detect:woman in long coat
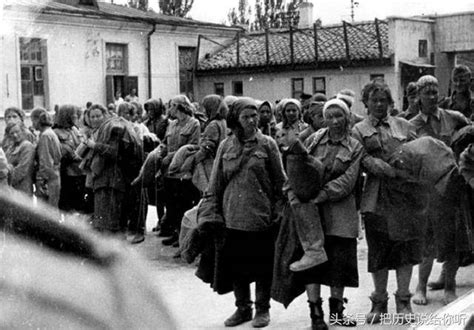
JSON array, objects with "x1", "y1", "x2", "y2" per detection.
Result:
[
  {"x1": 54, "y1": 104, "x2": 86, "y2": 212},
  {"x1": 86, "y1": 114, "x2": 142, "y2": 235},
  {"x1": 288, "y1": 99, "x2": 363, "y2": 329},
  {"x1": 4, "y1": 122, "x2": 35, "y2": 196},
  {"x1": 204, "y1": 97, "x2": 286, "y2": 328},
  {"x1": 191, "y1": 94, "x2": 228, "y2": 193},
  {"x1": 31, "y1": 108, "x2": 61, "y2": 208},
  {"x1": 352, "y1": 80, "x2": 419, "y2": 324}
]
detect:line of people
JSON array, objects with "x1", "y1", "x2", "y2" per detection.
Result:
[{"x1": 0, "y1": 65, "x2": 472, "y2": 329}]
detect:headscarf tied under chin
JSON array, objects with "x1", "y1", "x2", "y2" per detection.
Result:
[
  {"x1": 171, "y1": 95, "x2": 194, "y2": 116},
  {"x1": 278, "y1": 98, "x2": 302, "y2": 127},
  {"x1": 226, "y1": 97, "x2": 258, "y2": 132},
  {"x1": 202, "y1": 94, "x2": 227, "y2": 121}
]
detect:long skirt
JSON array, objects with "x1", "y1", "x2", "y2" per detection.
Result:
[
  {"x1": 92, "y1": 188, "x2": 124, "y2": 233},
  {"x1": 221, "y1": 228, "x2": 276, "y2": 284},
  {"x1": 364, "y1": 213, "x2": 422, "y2": 272},
  {"x1": 296, "y1": 235, "x2": 359, "y2": 288}
]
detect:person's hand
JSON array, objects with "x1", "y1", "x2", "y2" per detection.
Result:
[
  {"x1": 310, "y1": 190, "x2": 328, "y2": 204},
  {"x1": 85, "y1": 139, "x2": 96, "y2": 149},
  {"x1": 372, "y1": 158, "x2": 396, "y2": 178},
  {"x1": 287, "y1": 190, "x2": 301, "y2": 206}
]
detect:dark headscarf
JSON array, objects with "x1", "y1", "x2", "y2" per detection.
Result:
[
  {"x1": 202, "y1": 94, "x2": 227, "y2": 121},
  {"x1": 144, "y1": 99, "x2": 165, "y2": 119},
  {"x1": 55, "y1": 104, "x2": 80, "y2": 129},
  {"x1": 171, "y1": 95, "x2": 194, "y2": 116},
  {"x1": 227, "y1": 97, "x2": 258, "y2": 131}
]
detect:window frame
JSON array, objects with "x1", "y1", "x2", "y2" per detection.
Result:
[
  {"x1": 418, "y1": 39, "x2": 428, "y2": 58},
  {"x1": 291, "y1": 78, "x2": 304, "y2": 99},
  {"x1": 214, "y1": 82, "x2": 224, "y2": 96},
  {"x1": 232, "y1": 80, "x2": 243, "y2": 96},
  {"x1": 312, "y1": 77, "x2": 326, "y2": 94},
  {"x1": 106, "y1": 43, "x2": 128, "y2": 75}
]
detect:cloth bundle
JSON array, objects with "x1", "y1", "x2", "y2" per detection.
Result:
[{"x1": 285, "y1": 139, "x2": 323, "y2": 202}]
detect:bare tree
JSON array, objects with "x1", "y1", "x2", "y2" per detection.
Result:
[
  {"x1": 127, "y1": 0, "x2": 149, "y2": 11},
  {"x1": 159, "y1": 0, "x2": 194, "y2": 17},
  {"x1": 228, "y1": 0, "x2": 303, "y2": 31}
]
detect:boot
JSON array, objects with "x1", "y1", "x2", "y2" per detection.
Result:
[
  {"x1": 366, "y1": 292, "x2": 388, "y2": 324},
  {"x1": 308, "y1": 299, "x2": 328, "y2": 330},
  {"x1": 162, "y1": 233, "x2": 178, "y2": 246},
  {"x1": 394, "y1": 292, "x2": 414, "y2": 323},
  {"x1": 224, "y1": 307, "x2": 253, "y2": 327},
  {"x1": 290, "y1": 254, "x2": 321, "y2": 272},
  {"x1": 251, "y1": 309, "x2": 270, "y2": 328},
  {"x1": 427, "y1": 268, "x2": 445, "y2": 290},
  {"x1": 329, "y1": 297, "x2": 356, "y2": 327}
]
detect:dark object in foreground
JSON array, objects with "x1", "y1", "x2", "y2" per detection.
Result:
[
  {"x1": 0, "y1": 189, "x2": 176, "y2": 329},
  {"x1": 285, "y1": 139, "x2": 323, "y2": 202}
]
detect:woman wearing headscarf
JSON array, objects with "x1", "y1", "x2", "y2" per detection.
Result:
[
  {"x1": 54, "y1": 104, "x2": 86, "y2": 212},
  {"x1": 191, "y1": 94, "x2": 228, "y2": 193},
  {"x1": 79, "y1": 104, "x2": 109, "y2": 214},
  {"x1": 257, "y1": 101, "x2": 277, "y2": 139},
  {"x1": 160, "y1": 95, "x2": 201, "y2": 246},
  {"x1": 87, "y1": 113, "x2": 142, "y2": 235},
  {"x1": 299, "y1": 101, "x2": 326, "y2": 143},
  {"x1": 284, "y1": 99, "x2": 363, "y2": 329},
  {"x1": 144, "y1": 99, "x2": 168, "y2": 141},
  {"x1": 31, "y1": 108, "x2": 61, "y2": 208},
  {"x1": 352, "y1": 80, "x2": 419, "y2": 324},
  {"x1": 2, "y1": 107, "x2": 36, "y2": 149},
  {"x1": 275, "y1": 98, "x2": 308, "y2": 154},
  {"x1": 4, "y1": 122, "x2": 35, "y2": 196},
  {"x1": 202, "y1": 97, "x2": 286, "y2": 328}
]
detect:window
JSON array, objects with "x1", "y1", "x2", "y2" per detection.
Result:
[
  {"x1": 232, "y1": 81, "x2": 243, "y2": 96},
  {"x1": 20, "y1": 37, "x2": 47, "y2": 110},
  {"x1": 312, "y1": 77, "x2": 326, "y2": 94},
  {"x1": 370, "y1": 74, "x2": 385, "y2": 82},
  {"x1": 214, "y1": 83, "x2": 224, "y2": 96},
  {"x1": 418, "y1": 40, "x2": 428, "y2": 58},
  {"x1": 291, "y1": 78, "x2": 304, "y2": 99},
  {"x1": 178, "y1": 47, "x2": 196, "y2": 100},
  {"x1": 106, "y1": 43, "x2": 127, "y2": 74}
]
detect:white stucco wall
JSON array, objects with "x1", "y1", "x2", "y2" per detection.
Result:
[
  {"x1": 1, "y1": 9, "x2": 238, "y2": 115},
  {"x1": 1, "y1": 12, "x2": 150, "y2": 114},
  {"x1": 150, "y1": 25, "x2": 236, "y2": 102},
  {"x1": 196, "y1": 66, "x2": 396, "y2": 116}
]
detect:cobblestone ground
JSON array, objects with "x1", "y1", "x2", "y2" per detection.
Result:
[{"x1": 129, "y1": 207, "x2": 474, "y2": 329}]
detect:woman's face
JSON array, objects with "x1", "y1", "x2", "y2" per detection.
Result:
[
  {"x1": 258, "y1": 105, "x2": 272, "y2": 124},
  {"x1": 9, "y1": 125, "x2": 25, "y2": 144},
  {"x1": 284, "y1": 103, "x2": 299, "y2": 124},
  {"x1": 310, "y1": 106, "x2": 325, "y2": 131},
  {"x1": 238, "y1": 107, "x2": 258, "y2": 135},
  {"x1": 325, "y1": 106, "x2": 347, "y2": 135},
  {"x1": 89, "y1": 109, "x2": 105, "y2": 129},
  {"x1": 71, "y1": 112, "x2": 79, "y2": 126},
  {"x1": 452, "y1": 72, "x2": 470, "y2": 93},
  {"x1": 5, "y1": 111, "x2": 21, "y2": 125},
  {"x1": 367, "y1": 90, "x2": 390, "y2": 120},
  {"x1": 418, "y1": 85, "x2": 439, "y2": 114}
]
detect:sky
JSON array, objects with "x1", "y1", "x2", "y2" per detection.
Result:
[{"x1": 182, "y1": 0, "x2": 473, "y2": 25}]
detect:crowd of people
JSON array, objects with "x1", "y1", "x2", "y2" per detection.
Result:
[{"x1": 0, "y1": 65, "x2": 473, "y2": 329}]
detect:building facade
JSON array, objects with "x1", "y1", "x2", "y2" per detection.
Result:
[
  {"x1": 0, "y1": 0, "x2": 240, "y2": 115},
  {"x1": 195, "y1": 8, "x2": 474, "y2": 115}
]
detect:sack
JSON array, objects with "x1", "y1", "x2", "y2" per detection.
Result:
[
  {"x1": 179, "y1": 200, "x2": 202, "y2": 247},
  {"x1": 192, "y1": 159, "x2": 212, "y2": 193}
]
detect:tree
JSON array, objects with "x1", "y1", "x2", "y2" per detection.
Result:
[
  {"x1": 227, "y1": 0, "x2": 303, "y2": 31},
  {"x1": 127, "y1": 0, "x2": 149, "y2": 11},
  {"x1": 227, "y1": 0, "x2": 251, "y2": 26},
  {"x1": 159, "y1": 0, "x2": 194, "y2": 17}
]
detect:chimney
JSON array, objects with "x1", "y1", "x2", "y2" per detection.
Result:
[{"x1": 298, "y1": 1, "x2": 314, "y2": 29}]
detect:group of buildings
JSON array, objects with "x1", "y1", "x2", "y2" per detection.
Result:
[{"x1": 1, "y1": 0, "x2": 473, "y2": 118}]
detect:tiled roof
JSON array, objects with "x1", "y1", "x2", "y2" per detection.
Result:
[
  {"x1": 197, "y1": 20, "x2": 391, "y2": 71},
  {"x1": 4, "y1": 0, "x2": 239, "y2": 30}
]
